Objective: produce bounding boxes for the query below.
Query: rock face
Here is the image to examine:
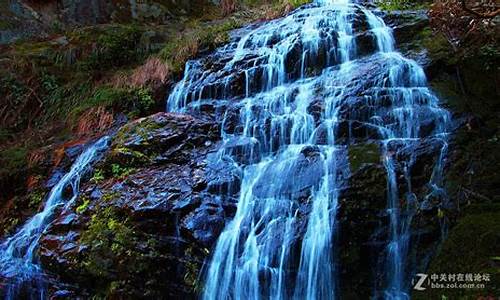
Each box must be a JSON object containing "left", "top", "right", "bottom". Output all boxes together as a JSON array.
[
  {"left": 38, "top": 113, "right": 229, "bottom": 297},
  {"left": 0, "top": 0, "right": 204, "bottom": 44},
  {"left": 164, "top": 3, "right": 450, "bottom": 298},
  {"left": 24, "top": 4, "right": 496, "bottom": 299}
]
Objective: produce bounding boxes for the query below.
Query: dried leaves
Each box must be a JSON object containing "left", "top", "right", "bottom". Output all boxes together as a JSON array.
[{"left": 429, "top": 0, "right": 499, "bottom": 51}]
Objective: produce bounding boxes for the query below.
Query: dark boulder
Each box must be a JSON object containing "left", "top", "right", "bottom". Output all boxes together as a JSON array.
[{"left": 37, "top": 112, "right": 233, "bottom": 297}]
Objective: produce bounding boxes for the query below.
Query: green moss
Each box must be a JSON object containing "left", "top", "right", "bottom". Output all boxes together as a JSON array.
[
  {"left": 348, "top": 143, "right": 380, "bottom": 172},
  {"left": 115, "top": 117, "right": 164, "bottom": 143},
  {"left": 28, "top": 190, "right": 46, "bottom": 209},
  {"left": 107, "top": 116, "right": 171, "bottom": 167},
  {"left": 430, "top": 46, "right": 499, "bottom": 123},
  {"left": 430, "top": 73, "right": 468, "bottom": 113},
  {"left": 111, "top": 164, "right": 135, "bottom": 179},
  {"left": 79, "top": 205, "right": 163, "bottom": 297},
  {"left": 423, "top": 32, "right": 455, "bottom": 64},
  {"left": 76, "top": 196, "right": 91, "bottom": 214},
  {"left": 376, "top": 0, "right": 429, "bottom": 11},
  {"left": 414, "top": 212, "right": 500, "bottom": 299}
]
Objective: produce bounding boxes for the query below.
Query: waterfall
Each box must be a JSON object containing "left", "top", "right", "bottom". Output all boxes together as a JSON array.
[
  {"left": 363, "top": 13, "right": 451, "bottom": 299},
  {"left": 0, "top": 136, "right": 110, "bottom": 299},
  {"left": 167, "top": 1, "right": 451, "bottom": 299}
]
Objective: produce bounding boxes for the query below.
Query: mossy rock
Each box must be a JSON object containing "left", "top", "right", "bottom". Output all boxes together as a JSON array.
[
  {"left": 348, "top": 142, "right": 381, "bottom": 172},
  {"left": 414, "top": 211, "right": 500, "bottom": 299}
]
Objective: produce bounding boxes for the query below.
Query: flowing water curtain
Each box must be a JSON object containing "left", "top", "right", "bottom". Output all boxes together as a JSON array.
[
  {"left": 169, "top": 2, "right": 357, "bottom": 299},
  {"left": 364, "top": 15, "right": 452, "bottom": 300},
  {"left": 167, "top": 0, "right": 451, "bottom": 299}
]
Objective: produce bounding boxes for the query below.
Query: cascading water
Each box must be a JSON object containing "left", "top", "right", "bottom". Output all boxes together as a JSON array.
[
  {"left": 167, "top": 1, "right": 450, "bottom": 299},
  {"left": 169, "top": 2, "right": 356, "bottom": 299},
  {"left": 363, "top": 13, "right": 450, "bottom": 299},
  {"left": 0, "top": 136, "right": 110, "bottom": 299}
]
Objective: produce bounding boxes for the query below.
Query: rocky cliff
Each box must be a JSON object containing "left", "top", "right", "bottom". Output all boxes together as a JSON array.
[{"left": 0, "top": 1, "right": 498, "bottom": 298}]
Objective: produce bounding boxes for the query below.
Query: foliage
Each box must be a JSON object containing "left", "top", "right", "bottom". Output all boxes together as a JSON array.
[
  {"left": 91, "top": 169, "right": 105, "bottom": 183},
  {"left": 77, "top": 25, "right": 145, "bottom": 72},
  {"left": 70, "top": 86, "right": 155, "bottom": 120},
  {"left": 376, "top": 0, "right": 431, "bottom": 10},
  {"left": 80, "top": 207, "right": 136, "bottom": 279},
  {"left": 159, "top": 19, "right": 242, "bottom": 73},
  {"left": 0, "top": 0, "right": 289, "bottom": 147},
  {"left": 102, "top": 192, "right": 119, "bottom": 202},
  {"left": 28, "top": 190, "right": 46, "bottom": 209},
  {"left": 470, "top": 45, "right": 500, "bottom": 71},
  {"left": 76, "top": 200, "right": 90, "bottom": 215},
  {"left": 79, "top": 206, "right": 162, "bottom": 297},
  {"left": 3, "top": 216, "right": 20, "bottom": 235},
  {"left": 429, "top": 0, "right": 498, "bottom": 52},
  {"left": 0, "top": 74, "right": 30, "bottom": 129},
  {"left": 0, "top": 24, "right": 150, "bottom": 139},
  {"left": 0, "top": 146, "right": 28, "bottom": 174},
  {"left": 287, "top": 0, "right": 311, "bottom": 8},
  {"left": 111, "top": 164, "right": 135, "bottom": 179},
  {"left": 118, "top": 57, "right": 170, "bottom": 88}
]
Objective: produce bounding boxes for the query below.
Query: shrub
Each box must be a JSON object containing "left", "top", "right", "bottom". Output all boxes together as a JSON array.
[
  {"left": 111, "top": 164, "right": 135, "bottom": 179},
  {"left": 71, "top": 86, "right": 155, "bottom": 120},
  {"left": 78, "top": 25, "right": 144, "bottom": 72},
  {"left": 76, "top": 197, "right": 91, "bottom": 214}
]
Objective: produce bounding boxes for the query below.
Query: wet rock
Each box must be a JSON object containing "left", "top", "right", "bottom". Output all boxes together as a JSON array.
[
  {"left": 38, "top": 231, "right": 84, "bottom": 280},
  {"left": 221, "top": 136, "right": 261, "bottom": 165},
  {"left": 106, "top": 112, "right": 219, "bottom": 167},
  {"left": 45, "top": 170, "right": 65, "bottom": 189},
  {"left": 205, "top": 153, "right": 242, "bottom": 195},
  {"left": 37, "top": 112, "right": 236, "bottom": 297},
  {"left": 28, "top": 5, "right": 468, "bottom": 299},
  {"left": 252, "top": 145, "right": 325, "bottom": 198},
  {"left": 355, "top": 31, "right": 377, "bottom": 57},
  {"left": 381, "top": 10, "right": 429, "bottom": 47},
  {"left": 182, "top": 198, "right": 227, "bottom": 247}
]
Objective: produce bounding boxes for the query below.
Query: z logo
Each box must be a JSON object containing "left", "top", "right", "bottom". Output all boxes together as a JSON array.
[{"left": 413, "top": 273, "right": 428, "bottom": 291}]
